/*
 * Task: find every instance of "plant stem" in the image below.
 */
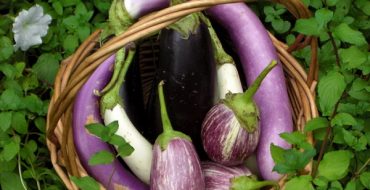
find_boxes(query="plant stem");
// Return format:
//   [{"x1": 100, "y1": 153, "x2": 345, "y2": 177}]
[
  {"x1": 311, "y1": 92, "x2": 343, "y2": 177},
  {"x1": 355, "y1": 158, "x2": 370, "y2": 176},
  {"x1": 18, "y1": 153, "x2": 28, "y2": 190},
  {"x1": 158, "y1": 80, "x2": 174, "y2": 133},
  {"x1": 328, "y1": 31, "x2": 340, "y2": 67},
  {"x1": 200, "y1": 14, "x2": 234, "y2": 65}
]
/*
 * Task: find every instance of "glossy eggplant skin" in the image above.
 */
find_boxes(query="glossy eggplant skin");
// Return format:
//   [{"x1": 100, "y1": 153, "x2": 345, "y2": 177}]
[
  {"x1": 120, "y1": 55, "x2": 146, "y2": 133},
  {"x1": 147, "y1": 23, "x2": 216, "y2": 156}
]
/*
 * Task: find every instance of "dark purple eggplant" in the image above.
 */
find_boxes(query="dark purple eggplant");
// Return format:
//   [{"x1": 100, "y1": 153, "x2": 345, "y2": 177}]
[
  {"x1": 146, "y1": 12, "x2": 216, "y2": 158},
  {"x1": 201, "y1": 61, "x2": 277, "y2": 166},
  {"x1": 202, "y1": 161, "x2": 251, "y2": 190},
  {"x1": 150, "y1": 81, "x2": 204, "y2": 190},
  {"x1": 202, "y1": 162, "x2": 279, "y2": 190},
  {"x1": 119, "y1": 53, "x2": 146, "y2": 133}
]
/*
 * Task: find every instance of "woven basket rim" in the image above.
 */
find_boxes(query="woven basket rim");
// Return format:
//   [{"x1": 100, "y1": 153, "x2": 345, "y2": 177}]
[{"x1": 46, "y1": 0, "x2": 319, "y2": 189}]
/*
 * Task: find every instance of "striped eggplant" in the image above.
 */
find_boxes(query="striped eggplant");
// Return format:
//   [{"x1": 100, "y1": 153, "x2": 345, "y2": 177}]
[
  {"x1": 202, "y1": 162, "x2": 279, "y2": 190},
  {"x1": 201, "y1": 61, "x2": 277, "y2": 166},
  {"x1": 150, "y1": 81, "x2": 204, "y2": 190},
  {"x1": 202, "y1": 161, "x2": 251, "y2": 190}
]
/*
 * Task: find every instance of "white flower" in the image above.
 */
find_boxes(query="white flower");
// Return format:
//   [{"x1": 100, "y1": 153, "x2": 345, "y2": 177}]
[{"x1": 12, "y1": 4, "x2": 52, "y2": 51}]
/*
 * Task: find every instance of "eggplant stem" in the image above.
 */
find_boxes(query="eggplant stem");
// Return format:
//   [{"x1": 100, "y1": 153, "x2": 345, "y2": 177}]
[
  {"x1": 158, "y1": 80, "x2": 174, "y2": 132},
  {"x1": 243, "y1": 60, "x2": 277, "y2": 101},
  {"x1": 100, "y1": 48, "x2": 125, "y2": 94},
  {"x1": 100, "y1": 44, "x2": 136, "y2": 112},
  {"x1": 200, "y1": 14, "x2": 234, "y2": 65}
]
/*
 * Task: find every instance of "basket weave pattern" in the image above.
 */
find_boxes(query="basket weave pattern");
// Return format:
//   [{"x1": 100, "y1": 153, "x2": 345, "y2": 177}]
[{"x1": 46, "y1": 0, "x2": 319, "y2": 189}]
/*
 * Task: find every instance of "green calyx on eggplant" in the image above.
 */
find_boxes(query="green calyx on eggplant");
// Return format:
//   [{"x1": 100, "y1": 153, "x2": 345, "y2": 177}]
[
  {"x1": 201, "y1": 61, "x2": 277, "y2": 165},
  {"x1": 150, "y1": 81, "x2": 204, "y2": 190},
  {"x1": 223, "y1": 60, "x2": 278, "y2": 133},
  {"x1": 155, "y1": 80, "x2": 191, "y2": 150},
  {"x1": 231, "y1": 175, "x2": 279, "y2": 190}
]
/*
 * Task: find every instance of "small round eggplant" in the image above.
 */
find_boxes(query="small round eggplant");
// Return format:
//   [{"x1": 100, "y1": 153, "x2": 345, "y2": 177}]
[
  {"x1": 202, "y1": 161, "x2": 251, "y2": 190},
  {"x1": 201, "y1": 61, "x2": 277, "y2": 166},
  {"x1": 150, "y1": 81, "x2": 205, "y2": 190}
]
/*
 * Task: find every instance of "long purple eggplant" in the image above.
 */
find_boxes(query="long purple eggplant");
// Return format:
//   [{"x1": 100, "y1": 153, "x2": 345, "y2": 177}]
[
  {"x1": 207, "y1": 3, "x2": 293, "y2": 180},
  {"x1": 150, "y1": 81, "x2": 204, "y2": 190},
  {"x1": 72, "y1": 0, "x2": 170, "y2": 188},
  {"x1": 124, "y1": 0, "x2": 170, "y2": 19},
  {"x1": 73, "y1": 55, "x2": 148, "y2": 190}
]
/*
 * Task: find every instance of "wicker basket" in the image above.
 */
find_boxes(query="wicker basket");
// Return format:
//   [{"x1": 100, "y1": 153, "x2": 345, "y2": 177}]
[{"x1": 46, "y1": 0, "x2": 319, "y2": 189}]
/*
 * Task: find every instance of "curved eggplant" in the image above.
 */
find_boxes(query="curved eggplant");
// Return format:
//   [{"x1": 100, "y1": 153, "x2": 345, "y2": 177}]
[{"x1": 73, "y1": 55, "x2": 148, "y2": 190}]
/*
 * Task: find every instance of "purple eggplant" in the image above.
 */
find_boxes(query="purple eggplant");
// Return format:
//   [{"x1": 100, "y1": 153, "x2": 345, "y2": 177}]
[
  {"x1": 201, "y1": 61, "x2": 277, "y2": 166},
  {"x1": 207, "y1": 3, "x2": 293, "y2": 180},
  {"x1": 202, "y1": 161, "x2": 251, "y2": 190},
  {"x1": 150, "y1": 81, "x2": 204, "y2": 190},
  {"x1": 202, "y1": 162, "x2": 279, "y2": 190},
  {"x1": 73, "y1": 55, "x2": 148, "y2": 189}
]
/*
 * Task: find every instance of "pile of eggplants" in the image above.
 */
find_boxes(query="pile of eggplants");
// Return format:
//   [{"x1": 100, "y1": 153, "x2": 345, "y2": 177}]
[{"x1": 71, "y1": 0, "x2": 293, "y2": 189}]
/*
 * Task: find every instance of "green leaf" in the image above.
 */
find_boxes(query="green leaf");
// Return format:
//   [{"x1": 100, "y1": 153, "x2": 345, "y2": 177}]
[
  {"x1": 355, "y1": 0, "x2": 370, "y2": 15},
  {"x1": 315, "y1": 8, "x2": 333, "y2": 29},
  {"x1": 333, "y1": 23, "x2": 367, "y2": 45},
  {"x1": 63, "y1": 34, "x2": 79, "y2": 53},
  {"x1": 1, "y1": 137, "x2": 20, "y2": 161},
  {"x1": 348, "y1": 78, "x2": 370, "y2": 101},
  {"x1": 280, "y1": 132, "x2": 307, "y2": 146},
  {"x1": 0, "y1": 64, "x2": 17, "y2": 79},
  {"x1": 52, "y1": 1, "x2": 63, "y2": 15},
  {"x1": 272, "y1": 147, "x2": 316, "y2": 174},
  {"x1": 342, "y1": 129, "x2": 367, "y2": 151},
  {"x1": 304, "y1": 117, "x2": 329, "y2": 132},
  {"x1": 360, "y1": 172, "x2": 370, "y2": 189},
  {"x1": 318, "y1": 150, "x2": 354, "y2": 181},
  {"x1": 331, "y1": 181, "x2": 343, "y2": 190},
  {"x1": 61, "y1": 0, "x2": 79, "y2": 7},
  {"x1": 0, "y1": 89, "x2": 22, "y2": 110},
  {"x1": 0, "y1": 112, "x2": 12, "y2": 132},
  {"x1": 85, "y1": 121, "x2": 119, "y2": 142},
  {"x1": 313, "y1": 176, "x2": 329, "y2": 189},
  {"x1": 0, "y1": 172, "x2": 25, "y2": 190},
  {"x1": 339, "y1": 46, "x2": 367, "y2": 70},
  {"x1": 88, "y1": 150, "x2": 114, "y2": 165},
  {"x1": 270, "y1": 143, "x2": 285, "y2": 164},
  {"x1": 318, "y1": 71, "x2": 347, "y2": 116},
  {"x1": 35, "y1": 117, "x2": 46, "y2": 132},
  {"x1": 77, "y1": 25, "x2": 90, "y2": 41},
  {"x1": 70, "y1": 176, "x2": 99, "y2": 190},
  {"x1": 62, "y1": 15, "x2": 80, "y2": 31},
  {"x1": 331, "y1": 113, "x2": 357, "y2": 126},
  {"x1": 285, "y1": 175, "x2": 314, "y2": 190},
  {"x1": 0, "y1": 36, "x2": 13, "y2": 61},
  {"x1": 293, "y1": 18, "x2": 321, "y2": 35},
  {"x1": 326, "y1": 0, "x2": 339, "y2": 6},
  {"x1": 93, "y1": 0, "x2": 111, "y2": 12},
  {"x1": 116, "y1": 142, "x2": 134, "y2": 157},
  {"x1": 11, "y1": 112, "x2": 27, "y2": 134},
  {"x1": 0, "y1": 159, "x2": 17, "y2": 172},
  {"x1": 272, "y1": 19, "x2": 291, "y2": 34},
  {"x1": 32, "y1": 53, "x2": 60, "y2": 84},
  {"x1": 21, "y1": 74, "x2": 39, "y2": 92},
  {"x1": 23, "y1": 94, "x2": 45, "y2": 115}
]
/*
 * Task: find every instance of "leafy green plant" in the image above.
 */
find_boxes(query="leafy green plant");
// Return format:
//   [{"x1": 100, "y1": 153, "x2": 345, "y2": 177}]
[
  {"x1": 265, "y1": 0, "x2": 369, "y2": 189},
  {"x1": 0, "y1": 1, "x2": 110, "y2": 189}
]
